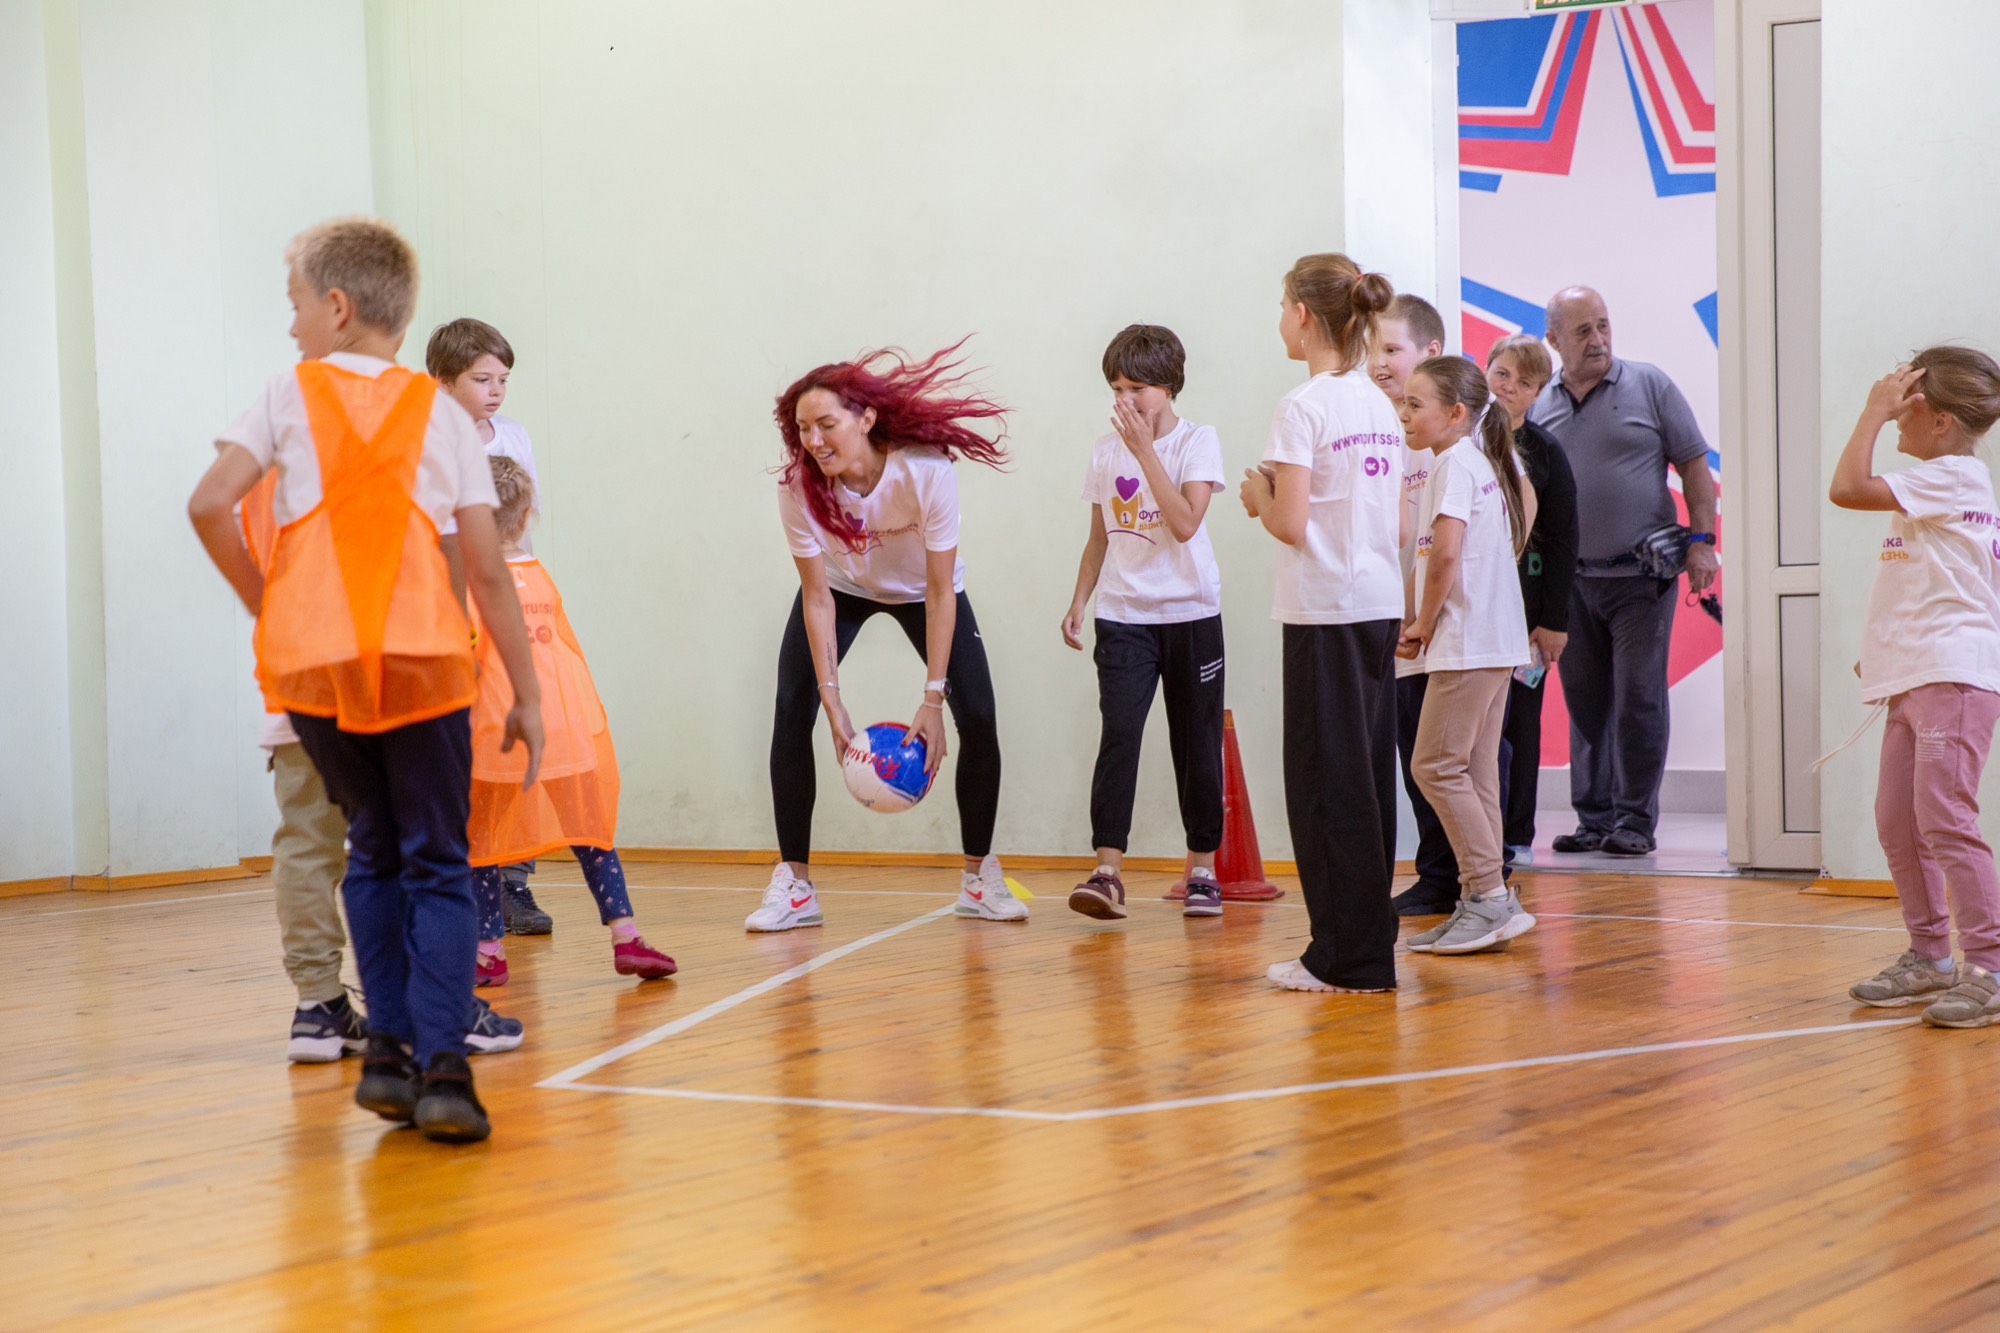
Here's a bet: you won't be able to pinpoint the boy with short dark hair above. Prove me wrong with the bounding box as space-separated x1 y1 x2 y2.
1061 324 1229 920
189 216 545 1144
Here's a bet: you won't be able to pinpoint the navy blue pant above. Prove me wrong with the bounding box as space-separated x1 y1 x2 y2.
476 847 633 941
1559 576 1676 838
291 710 476 1065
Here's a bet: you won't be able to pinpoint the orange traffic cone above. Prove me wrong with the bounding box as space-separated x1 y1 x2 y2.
1166 710 1283 902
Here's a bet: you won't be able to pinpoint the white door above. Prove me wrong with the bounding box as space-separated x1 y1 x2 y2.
1722 2 1822 869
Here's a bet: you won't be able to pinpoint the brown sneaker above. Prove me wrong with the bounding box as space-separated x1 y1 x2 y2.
1068 868 1127 920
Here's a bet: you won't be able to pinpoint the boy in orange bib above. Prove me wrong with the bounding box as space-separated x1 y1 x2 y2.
470 458 676 983
189 218 545 1145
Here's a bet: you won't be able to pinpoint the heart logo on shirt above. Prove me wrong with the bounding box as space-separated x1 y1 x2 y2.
1115 476 1142 502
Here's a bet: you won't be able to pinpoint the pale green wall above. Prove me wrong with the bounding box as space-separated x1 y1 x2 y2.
365 0 1361 859
1819 1 2000 878
0 0 76 880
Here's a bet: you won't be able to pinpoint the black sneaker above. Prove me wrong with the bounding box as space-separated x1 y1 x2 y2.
502 884 553 935
414 1052 491 1143
354 1034 420 1123
1182 876 1224 918
1391 881 1460 916
288 991 368 1064
466 996 525 1055
1551 829 1607 854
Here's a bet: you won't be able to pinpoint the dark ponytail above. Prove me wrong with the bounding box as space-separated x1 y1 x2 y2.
1413 355 1527 556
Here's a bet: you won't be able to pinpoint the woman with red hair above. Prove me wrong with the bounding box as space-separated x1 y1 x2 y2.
751 343 1028 931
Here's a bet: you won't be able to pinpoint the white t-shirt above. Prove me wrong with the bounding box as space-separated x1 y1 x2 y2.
1081 419 1226 624
1395 442 1437 680
778 446 966 603
483 413 541 552
1261 369 1406 625
219 353 498 534
1860 455 2000 703
1413 440 1530 673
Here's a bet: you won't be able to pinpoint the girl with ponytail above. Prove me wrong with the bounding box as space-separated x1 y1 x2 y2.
755 343 1028 933
1396 356 1536 957
1239 253 1405 994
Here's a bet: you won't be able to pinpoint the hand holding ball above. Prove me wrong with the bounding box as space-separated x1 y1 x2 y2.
843 722 934 813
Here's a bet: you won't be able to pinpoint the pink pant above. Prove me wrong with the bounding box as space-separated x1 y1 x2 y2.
1876 682 2000 969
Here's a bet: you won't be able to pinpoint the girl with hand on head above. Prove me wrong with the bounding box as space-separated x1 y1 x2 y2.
1832 347 2000 1028
757 344 1026 932
1396 357 1535 957
1240 254 1404 994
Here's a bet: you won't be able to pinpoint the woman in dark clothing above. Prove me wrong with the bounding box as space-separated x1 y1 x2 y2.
1487 335 1580 852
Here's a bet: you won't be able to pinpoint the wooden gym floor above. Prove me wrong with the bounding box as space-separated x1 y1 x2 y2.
7 861 2000 1329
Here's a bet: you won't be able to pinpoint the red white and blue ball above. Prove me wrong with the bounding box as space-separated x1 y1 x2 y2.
842 723 933 813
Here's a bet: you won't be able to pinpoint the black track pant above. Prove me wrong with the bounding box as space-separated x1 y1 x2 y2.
1088 615 1226 854
772 588 1000 865
1282 621 1400 990
1500 674 1547 849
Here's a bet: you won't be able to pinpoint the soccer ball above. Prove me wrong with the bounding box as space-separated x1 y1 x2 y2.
842 723 933 813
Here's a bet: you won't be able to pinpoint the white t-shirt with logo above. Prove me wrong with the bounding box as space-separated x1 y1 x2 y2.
1261 369 1406 625
1081 419 1227 624
1395 441 1436 680
778 446 966 604
1860 455 2000 703
1413 439 1530 673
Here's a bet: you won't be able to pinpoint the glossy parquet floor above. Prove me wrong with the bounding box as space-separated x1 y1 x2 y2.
7 861 2000 1330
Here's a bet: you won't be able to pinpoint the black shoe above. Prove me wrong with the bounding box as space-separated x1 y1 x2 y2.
1391 881 1460 916
415 1052 491 1143
1602 830 1656 856
1551 829 1607 854
288 990 368 1064
502 884 553 935
355 1034 420 1123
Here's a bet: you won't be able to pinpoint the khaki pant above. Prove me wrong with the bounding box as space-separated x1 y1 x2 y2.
1411 668 1512 898
271 742 349 1004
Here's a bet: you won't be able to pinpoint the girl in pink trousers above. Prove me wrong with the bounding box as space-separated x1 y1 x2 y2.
1831 346 2000 1027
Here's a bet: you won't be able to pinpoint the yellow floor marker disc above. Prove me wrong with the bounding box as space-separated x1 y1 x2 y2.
1004 875 1035 901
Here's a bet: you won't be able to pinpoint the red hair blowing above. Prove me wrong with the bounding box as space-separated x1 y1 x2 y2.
775 341 1009 550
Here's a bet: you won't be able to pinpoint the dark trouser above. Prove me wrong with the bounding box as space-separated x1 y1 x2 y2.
1500 675 1547 848
1558 575 1677 838
1282 621 1400 990
291 710 476 1065
1394 674 1458 889
501 861 535 891
1089 615 1226 853
772 588 1001 865
477 847 633 941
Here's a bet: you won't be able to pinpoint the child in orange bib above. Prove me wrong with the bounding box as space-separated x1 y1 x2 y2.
469 458 676 982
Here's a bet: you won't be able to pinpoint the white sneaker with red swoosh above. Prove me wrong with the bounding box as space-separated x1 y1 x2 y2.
745 863 824 932
955 854 1029 922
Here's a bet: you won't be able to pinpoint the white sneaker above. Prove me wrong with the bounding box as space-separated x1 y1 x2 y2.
1431 888 1536 955
1265 960 1393 994
745 864 824 932
955 854 1029 921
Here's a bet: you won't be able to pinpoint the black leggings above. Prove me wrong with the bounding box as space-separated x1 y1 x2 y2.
772 588 1001 864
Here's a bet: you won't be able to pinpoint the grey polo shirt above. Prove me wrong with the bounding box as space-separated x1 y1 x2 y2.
1528 358 1708 573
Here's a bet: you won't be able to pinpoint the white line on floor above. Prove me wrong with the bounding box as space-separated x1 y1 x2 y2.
7 887 276 917
547 1017 1919 1121
537 904 956 1088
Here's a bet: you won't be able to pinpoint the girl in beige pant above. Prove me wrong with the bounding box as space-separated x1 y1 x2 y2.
1396 357 1537 956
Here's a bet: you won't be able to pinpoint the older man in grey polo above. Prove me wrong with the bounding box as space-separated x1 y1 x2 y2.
1530 287 1718 856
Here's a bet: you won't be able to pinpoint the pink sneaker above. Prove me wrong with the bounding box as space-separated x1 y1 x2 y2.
476 951 509 988
614 937 678 980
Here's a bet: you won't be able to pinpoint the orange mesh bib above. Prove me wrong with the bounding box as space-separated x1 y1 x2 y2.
467 559 620 865
253 362 475 733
